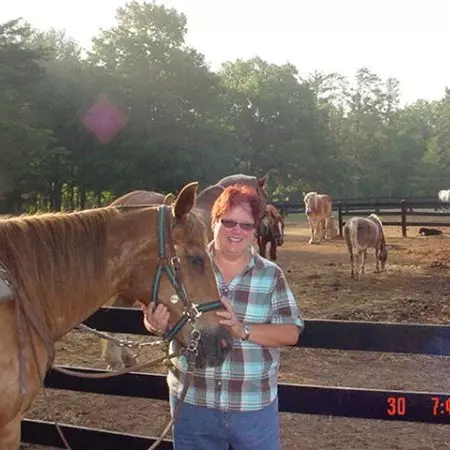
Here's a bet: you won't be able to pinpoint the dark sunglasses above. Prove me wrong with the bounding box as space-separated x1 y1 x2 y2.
220 219 255 231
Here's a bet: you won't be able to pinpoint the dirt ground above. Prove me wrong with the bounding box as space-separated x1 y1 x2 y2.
22 217 450 449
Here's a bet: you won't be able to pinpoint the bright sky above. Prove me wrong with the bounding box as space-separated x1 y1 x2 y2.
3 0 450 105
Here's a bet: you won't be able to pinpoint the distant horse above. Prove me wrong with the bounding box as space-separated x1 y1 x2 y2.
438 189 450 211
303 192 332 244
100 190 176 370
257 204 285 261
101 173 268 370
0 182 232 449
343 213 388 279
195 173 268 240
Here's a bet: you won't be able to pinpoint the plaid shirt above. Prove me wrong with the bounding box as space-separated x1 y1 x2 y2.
167 245 303 411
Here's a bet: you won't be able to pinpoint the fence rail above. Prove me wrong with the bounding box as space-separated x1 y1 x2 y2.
21 307 450 448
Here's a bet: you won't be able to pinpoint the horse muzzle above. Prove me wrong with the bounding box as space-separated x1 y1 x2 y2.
193 325 233 368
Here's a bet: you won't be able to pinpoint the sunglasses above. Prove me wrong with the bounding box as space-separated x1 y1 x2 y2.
220 219 255 231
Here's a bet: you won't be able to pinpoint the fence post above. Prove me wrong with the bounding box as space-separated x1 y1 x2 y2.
400 199 407 237
337 202 343 237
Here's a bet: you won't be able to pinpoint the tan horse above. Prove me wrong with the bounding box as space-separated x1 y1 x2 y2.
101 190 176 369
0 182 232 449
343 213 388 279
101 174 268 369
257 204 285 261
303 192 333 244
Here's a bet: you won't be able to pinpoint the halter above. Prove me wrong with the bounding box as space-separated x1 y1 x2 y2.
150 205 222 342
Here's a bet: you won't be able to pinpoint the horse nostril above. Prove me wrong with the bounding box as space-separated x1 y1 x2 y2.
220 338 228 349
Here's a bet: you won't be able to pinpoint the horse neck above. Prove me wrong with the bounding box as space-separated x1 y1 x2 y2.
6 208 158 341
56 207 160 340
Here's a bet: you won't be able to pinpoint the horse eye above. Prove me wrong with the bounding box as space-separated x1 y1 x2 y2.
188 255 205 268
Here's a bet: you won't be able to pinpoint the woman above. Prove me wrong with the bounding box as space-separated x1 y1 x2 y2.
144 184 303 450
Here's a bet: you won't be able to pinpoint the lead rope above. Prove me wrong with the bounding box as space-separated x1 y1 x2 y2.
147 329 200 450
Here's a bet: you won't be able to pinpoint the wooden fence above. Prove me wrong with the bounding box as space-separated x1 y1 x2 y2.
271 198 450 237
21 307 450 449
336 199 450 237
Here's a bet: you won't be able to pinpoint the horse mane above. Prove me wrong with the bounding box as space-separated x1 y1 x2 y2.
0 208 120 321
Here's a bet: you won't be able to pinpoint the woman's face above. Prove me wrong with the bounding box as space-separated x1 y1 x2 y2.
212 203 255 257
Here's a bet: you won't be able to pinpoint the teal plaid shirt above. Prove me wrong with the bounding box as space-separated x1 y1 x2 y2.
167 245 303 412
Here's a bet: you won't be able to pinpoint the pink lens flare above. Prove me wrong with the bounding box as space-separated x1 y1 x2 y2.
81 97 128 143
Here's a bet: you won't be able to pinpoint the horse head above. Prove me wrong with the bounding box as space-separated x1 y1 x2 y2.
378 241 388 270
116 182 233 368
303 191 317 216
257 205 285 247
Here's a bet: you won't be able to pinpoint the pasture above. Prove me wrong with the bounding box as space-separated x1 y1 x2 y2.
22 215 450 449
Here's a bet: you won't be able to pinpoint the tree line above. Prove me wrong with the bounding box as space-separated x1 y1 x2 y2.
1 2 449 213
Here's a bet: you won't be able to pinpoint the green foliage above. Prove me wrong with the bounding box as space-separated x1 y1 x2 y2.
0 6 449 212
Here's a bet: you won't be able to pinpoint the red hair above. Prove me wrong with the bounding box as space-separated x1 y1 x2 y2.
211 184 264 227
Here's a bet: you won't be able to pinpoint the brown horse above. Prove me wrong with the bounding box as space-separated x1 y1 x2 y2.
196 173 268 240
0 182 232 449
101 174 268 369
100 190 176 370
343 213 388 279
257 204 285 261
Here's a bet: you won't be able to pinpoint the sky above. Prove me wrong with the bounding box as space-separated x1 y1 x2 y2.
3 0 450 105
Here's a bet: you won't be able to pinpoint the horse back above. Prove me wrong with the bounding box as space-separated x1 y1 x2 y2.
344 217 380 250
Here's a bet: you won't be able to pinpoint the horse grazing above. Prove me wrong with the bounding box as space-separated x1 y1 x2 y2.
303 192 332 244
0 182 232 450
257 204 285 261
343 213 388 279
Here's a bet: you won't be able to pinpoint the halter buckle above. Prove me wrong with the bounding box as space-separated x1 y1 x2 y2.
157 255 170 266
189 304 203 320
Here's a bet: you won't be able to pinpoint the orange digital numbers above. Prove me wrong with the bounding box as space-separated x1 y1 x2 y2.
387 396 406 416
431 396 450 416
432 397 440 416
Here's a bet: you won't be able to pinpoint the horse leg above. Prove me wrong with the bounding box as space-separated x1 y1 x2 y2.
350 251 355 279
375 249 380 272
308 218 315 244
269 241 277 261
101 296 138 369
320 219 326 241
0 417 21 449
324 217 330 240
360 250 367 276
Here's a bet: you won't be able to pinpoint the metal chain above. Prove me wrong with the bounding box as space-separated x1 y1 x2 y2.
75 323 164 349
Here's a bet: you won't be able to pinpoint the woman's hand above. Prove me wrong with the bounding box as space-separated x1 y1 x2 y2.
142 302 170 335
216 296 244 339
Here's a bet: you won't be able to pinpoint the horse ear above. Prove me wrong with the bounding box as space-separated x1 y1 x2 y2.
173 182 198 219
259 174 268 188
163 193 175 205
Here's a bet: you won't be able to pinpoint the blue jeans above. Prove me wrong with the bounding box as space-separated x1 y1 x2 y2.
169 395 281 450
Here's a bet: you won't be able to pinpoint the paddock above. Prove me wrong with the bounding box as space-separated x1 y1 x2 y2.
22 215 450 449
